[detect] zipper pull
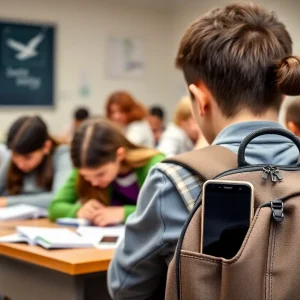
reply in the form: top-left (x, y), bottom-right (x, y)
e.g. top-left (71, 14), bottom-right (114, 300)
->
top-left (274, 168), bottom-right (283, 181)
top-left (271, 169), bottom-right (277, 182)
top-left (271, 200), bottom-right (284, 223)
top-left (262, 167), bottom-right (271, 180)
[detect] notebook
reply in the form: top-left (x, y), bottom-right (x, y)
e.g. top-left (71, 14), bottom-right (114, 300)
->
top-left (77, 225), bottom-right (125, 249)
top-left (0, 226), bottom-right (94, 249)
top-left (0, 204), bottom-right (48, 221)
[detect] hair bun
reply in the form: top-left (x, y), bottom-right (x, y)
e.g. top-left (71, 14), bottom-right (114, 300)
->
top-left (276, 56), bottom-right (300, 96)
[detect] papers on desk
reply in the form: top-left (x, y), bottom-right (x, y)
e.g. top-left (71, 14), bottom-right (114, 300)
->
top-left (0, 204), bottom-right (47, 221)
top-left (77, 225), bottom-right (125, 249)
top-left (0, 226), bottom-right (94, 249)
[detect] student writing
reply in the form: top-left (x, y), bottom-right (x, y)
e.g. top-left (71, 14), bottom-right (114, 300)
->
top-left (0, 116), bottom-right (72, 208)
top-left (49, 118), bottom-right (164, 226)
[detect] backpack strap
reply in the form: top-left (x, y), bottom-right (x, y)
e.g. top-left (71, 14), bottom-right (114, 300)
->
top-left (164, 145), bottom-right (238, 180)
top-left (158, 146), bottom-right (238, 211)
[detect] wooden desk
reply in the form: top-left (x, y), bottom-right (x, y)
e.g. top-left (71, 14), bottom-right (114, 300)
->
top-left (0, 219), bottom-right (113, 300)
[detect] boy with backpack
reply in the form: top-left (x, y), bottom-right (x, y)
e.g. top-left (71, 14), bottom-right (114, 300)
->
top-left (108, 3), bottom-right (300, 299)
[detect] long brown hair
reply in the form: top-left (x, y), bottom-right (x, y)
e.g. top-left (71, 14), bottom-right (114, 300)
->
top-left (6, 116), bottom-right (59, 195)
top-left (106, 91), bottom-right (147, 124)
top-left (71, 118), bottom-right (160, 205)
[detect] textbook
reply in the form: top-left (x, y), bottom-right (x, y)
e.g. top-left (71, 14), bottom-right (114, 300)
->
top-left (0, 204), bottom-right (48, 221)
top-left (77, 225), bottom-right (125, 249)
top-left (0, 226), bottom-right (94, 249)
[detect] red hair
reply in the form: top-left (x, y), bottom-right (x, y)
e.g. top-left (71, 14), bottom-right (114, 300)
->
top-left (106, 91), bottom-right (147, 124)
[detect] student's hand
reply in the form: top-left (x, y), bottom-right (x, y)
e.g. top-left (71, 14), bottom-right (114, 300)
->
top-left (77, 199), bottom-right (104, 220)
top-left (92, 207), bottom-right (125, 227)
top-left (0, 197), bottom-right (7, 208)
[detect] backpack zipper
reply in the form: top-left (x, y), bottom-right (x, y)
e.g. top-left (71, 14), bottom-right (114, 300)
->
top-left (262, 166), bottom-right (283, 182)
top-left (215, 164), bottom-right (300, 180)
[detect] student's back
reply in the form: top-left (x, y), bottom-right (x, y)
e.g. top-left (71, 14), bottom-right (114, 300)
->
top-left (108, 3), bottom-right (300, 299)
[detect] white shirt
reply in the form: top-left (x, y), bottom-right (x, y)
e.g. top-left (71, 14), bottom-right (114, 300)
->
top-left (158, 123), bottom-right (194, 157)
top-left (125, 120), bottom-right (154, 148)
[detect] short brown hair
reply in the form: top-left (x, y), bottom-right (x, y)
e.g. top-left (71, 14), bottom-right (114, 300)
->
top-left (176, 2), bottom-right (300, 117)
top-left (286, 98), bottom-right (300, 127)
top-left (106, 91), bottom-right (147, 124)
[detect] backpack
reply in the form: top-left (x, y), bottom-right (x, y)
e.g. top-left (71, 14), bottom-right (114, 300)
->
top-left (163, 127), bottom-right (300, 300)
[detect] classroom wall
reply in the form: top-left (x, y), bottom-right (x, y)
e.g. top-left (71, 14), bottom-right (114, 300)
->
top-left (166, 0), bottom-right (300, 118)
top-left (0, 0), bottom-right (172, 134)
top-left (0, 0), bottom-right (299, 135)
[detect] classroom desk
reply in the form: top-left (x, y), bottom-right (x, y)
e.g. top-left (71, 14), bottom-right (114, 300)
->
top-left (0, 219), bottom-right (113, 300)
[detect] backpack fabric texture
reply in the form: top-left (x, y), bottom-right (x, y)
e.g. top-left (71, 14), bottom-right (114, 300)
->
top-left (163, 127), bottom-right (300, 300)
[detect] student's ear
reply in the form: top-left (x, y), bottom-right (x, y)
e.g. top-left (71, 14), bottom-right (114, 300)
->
top-left (116, 147), bottom-right (126, 162)
top-left (189, 83), bottom-right (211, 117)
top-left (287, 121), bottom-right (300, 136)
top-left (43, 140), bottom-right (52, 155)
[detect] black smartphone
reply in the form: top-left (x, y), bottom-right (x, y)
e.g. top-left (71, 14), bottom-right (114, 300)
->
top-left (100, 236), bottom-right (118, 243)
top-left (201, 180), bottom-right (254, 259)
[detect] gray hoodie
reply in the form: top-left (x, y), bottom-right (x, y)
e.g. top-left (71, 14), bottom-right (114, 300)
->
top-left (0, 144), bottom-right (72, 208)
top-left (108, 121), bottom-right (299, 300)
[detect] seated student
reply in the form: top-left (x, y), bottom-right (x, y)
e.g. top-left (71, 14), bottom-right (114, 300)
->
top-left (106, 91), bottom-right (155, 148)
top-left (58, 107), bottom-right (90, 143)
top-left (108, 3), bottom-right (300, 299)
top-left (158, 96), bottom-right (201, 157)
top-left (48, 119), bottom-right (165, 226)
top-left (0, 116), bottom-right (72, 208)
top-left (148, 106), bottom-right (165, 146)
top-left (285, 98), bottom-right (300, 137)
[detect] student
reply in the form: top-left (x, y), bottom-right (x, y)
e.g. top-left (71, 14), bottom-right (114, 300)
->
top-left (48, 119), bottom-right (165, 226)
top-left (0, 116), bottom-right (72, 208)
top-left (158, 96), bottom-right (201, 157)
top-left (106, 91), bottom-right (154, 148)
top-left (285, 98), bottom-right (300, 137)
top-left (108, 3), bottom-right (300, 299)
top-left (148, 105), bottom-right (165, 146)
top-left (59, 107), bottom-right (90, 143)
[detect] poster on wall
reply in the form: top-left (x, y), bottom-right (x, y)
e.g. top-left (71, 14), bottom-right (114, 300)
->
top-left (106, 37), bottom-right (144, 79)
top-left (0, 20), bottom-right (55, 106)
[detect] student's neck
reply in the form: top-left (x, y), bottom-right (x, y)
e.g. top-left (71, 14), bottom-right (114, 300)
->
top-left (218, 109), bottom-right (279, 133)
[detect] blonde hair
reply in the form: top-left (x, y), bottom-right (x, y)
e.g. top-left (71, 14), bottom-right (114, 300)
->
top-left (173, 96), bottom-right (193, 126)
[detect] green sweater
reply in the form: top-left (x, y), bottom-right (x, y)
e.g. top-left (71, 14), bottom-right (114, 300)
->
top-left (48, 153), bottom-right (165, 221)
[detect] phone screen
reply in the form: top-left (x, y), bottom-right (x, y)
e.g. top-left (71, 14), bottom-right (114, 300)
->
top-left (100, 236), bottom-right (118, 243)
top-left (202, 182), bottom-right (253, 259)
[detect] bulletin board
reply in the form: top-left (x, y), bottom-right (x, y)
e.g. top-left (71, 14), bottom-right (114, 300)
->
top-left (0, 20), bottom-right (55, 106)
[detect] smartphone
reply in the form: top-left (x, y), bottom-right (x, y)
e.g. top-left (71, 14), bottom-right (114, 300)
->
top-left (100, 236), bottom-right (118, 243)
top-left (201, 180), bottom-right (254, 259)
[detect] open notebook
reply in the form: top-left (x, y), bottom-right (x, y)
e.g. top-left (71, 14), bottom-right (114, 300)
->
top-left (0, 204), bottom-right (47, 221)
top-left (0, 226), bottom-right (94, 249)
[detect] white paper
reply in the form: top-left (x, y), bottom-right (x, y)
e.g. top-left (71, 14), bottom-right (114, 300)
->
top-left (17, 226), bottom-right (94, 248)
top-left (0, 233), bottom-right (28, 243)
top-left (106, 37), bottom-right (144, 78)
top-left (77, 225), bottom-right (125, 249)
top-left (0, 204), bottom-right (47, 221)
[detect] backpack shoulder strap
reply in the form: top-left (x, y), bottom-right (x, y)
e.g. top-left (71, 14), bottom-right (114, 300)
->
top-left (157, 146), bottom-right (238, 212)
top-left (163, 145), bottom-right (238, 180)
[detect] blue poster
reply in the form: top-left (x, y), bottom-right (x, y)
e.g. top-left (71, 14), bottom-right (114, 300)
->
top-left (0, 21), bottom-right (55, 106)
